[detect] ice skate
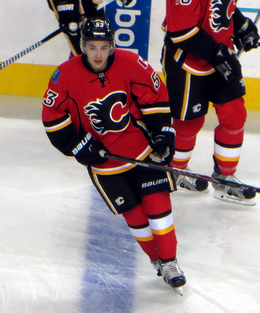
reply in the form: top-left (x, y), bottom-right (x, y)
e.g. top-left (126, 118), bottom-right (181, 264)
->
top-left (174, 167), bottom-right (209, 192)
top-left (212, 168), bottom-right (256, 206)
top-left (159, 259), bottom-right (186, 296)
top-left (150, 259), bottom-right (162, 276)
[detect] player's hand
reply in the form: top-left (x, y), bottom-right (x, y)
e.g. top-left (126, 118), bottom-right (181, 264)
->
top-left (56, 1), bottom-right (80, 35)
top-left (211, 44), bottom-right (242, 81)
top-left (68, 132), bottom-right (109, 166)
top-left (149, 127), bottom-right (176, 164)
top-left (119, 0), bottom-right (134, 6)
top-left (233, 18), bottom-right (259, 52)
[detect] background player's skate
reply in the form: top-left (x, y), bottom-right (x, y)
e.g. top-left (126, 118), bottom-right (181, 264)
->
top-left (212, 165), bottom-right (256, 206)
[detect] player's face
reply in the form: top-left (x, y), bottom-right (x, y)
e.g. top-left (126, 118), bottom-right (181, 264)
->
top-left (85, 40), bottom-right (111, 72)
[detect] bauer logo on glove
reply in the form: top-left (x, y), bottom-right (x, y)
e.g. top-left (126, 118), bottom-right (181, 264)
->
top-left (68, 132), bottom-right (109, 166)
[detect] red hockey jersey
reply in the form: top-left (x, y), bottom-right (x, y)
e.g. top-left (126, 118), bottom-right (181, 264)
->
top-left (42, 49), bottom-right (171, 175)
top-left (164, 0), bottom-right (236, 75)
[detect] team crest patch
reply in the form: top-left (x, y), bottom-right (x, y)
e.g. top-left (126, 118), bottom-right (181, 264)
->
top-left (209, 0), bottom-right (236, 32)
top-left (51, 68), bottom-right (62, 84)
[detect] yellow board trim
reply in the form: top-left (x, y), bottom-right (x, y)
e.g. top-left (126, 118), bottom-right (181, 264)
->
top-left (0, 63), bottom-right (56, 97)
top-left (0, 64), bottom-right (259, 111)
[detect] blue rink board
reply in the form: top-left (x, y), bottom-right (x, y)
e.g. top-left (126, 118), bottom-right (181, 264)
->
top-left (106, 0), bottom-right (152, 61)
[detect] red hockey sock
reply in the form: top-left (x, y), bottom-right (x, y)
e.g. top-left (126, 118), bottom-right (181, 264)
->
top-left (213, 98), bottom-right (246, 175)
top-left (172, 117), bottom-right (205, 169)
top-left (142, 192), bottom-right (178, 261)
top-left (122, 204), bottom-right (159, 261)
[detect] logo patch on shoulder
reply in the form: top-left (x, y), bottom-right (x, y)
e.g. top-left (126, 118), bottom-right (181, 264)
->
top-left (51, 68), bottom-right (62, 84)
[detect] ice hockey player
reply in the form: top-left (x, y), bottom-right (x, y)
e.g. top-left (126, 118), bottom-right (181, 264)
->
top-left (47, 0), bottom-right (133, 58)
top-left (47, 0), bottom-right (105, 57)
top-left (161, 0), bottom-right (259, 205)
top-left (42, 17), bottom-right (186, 295)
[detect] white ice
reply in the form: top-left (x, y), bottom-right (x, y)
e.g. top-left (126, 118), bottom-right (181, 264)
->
top-left (0, 95), bottom-right (260, 313)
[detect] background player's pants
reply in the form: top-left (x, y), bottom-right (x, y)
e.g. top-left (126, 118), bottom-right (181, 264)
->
top-left (122, 191), bottom-right (177, 263)
top-left (171, 97), bottom-right (247, 175)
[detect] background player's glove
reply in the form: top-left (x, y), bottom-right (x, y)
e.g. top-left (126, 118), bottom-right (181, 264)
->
top-left (149, 127), bottom-right (176, 164)
top-left (56, 1), bottom-right (80, 35)
top-left (68, 132), bottom-right (109, 166)
top-left (119, 0), bottom-right (134, 6)
top-left (233, 18), bottom-right (259, 52)
top-left (211, 44), bottom-right (242, 81)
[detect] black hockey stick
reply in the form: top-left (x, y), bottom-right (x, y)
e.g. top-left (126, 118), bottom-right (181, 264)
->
top-left (97, 0), bottom-right (115, 10)
top-left (0, 26), bottom-right (67, 70)
top-left (99, 151), bottom-right (260, 192)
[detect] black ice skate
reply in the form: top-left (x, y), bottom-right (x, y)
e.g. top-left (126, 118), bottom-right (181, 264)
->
top-left (150, 259), bottom-right (162, 276)
top-left (212, 168), bottom-right (256, 206)
top-left (174, 167), bottom-right (209, 192)
top-left (159, 259), bottom-right (186, 296)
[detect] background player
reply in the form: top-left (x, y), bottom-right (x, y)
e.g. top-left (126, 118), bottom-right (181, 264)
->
top-left (42, 17), bottom-right (186, 295)
top-left (47, 0), bottom-right (105, 57)
top-left (47, 0), bottom-right (133, 58)
top-left (161, 1), bottom-right (259, 205)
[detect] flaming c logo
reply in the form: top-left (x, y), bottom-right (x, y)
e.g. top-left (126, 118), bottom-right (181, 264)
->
top-left (209, 0), bottom-right (236, 32)
top-left (84, 92), bottom-right (129, 135)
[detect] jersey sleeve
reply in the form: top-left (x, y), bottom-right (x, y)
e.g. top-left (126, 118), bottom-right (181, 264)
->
top-left (165, 0), bottom-right (220, 63)
top-left (82, 0), bottom-right (105, 19)
top-left (127, 53), bottom-right (172, 134)
top-left (48, 0), bottom-right (83, 55)
top-left (42, 67), bottom-right (77, 156)
top-left (47, 0), bottom-right (54, 11)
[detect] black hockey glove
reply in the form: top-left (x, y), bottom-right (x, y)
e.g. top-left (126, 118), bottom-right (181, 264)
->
top-left (211, 44), bottom-right (242, 81)
top-left (68, 132), bottom-right (109, 166)
top-left (233, 18), bottom-right (259, 52)
top-left (56, 1), bottom-right (80, 35)
top-left (119, 0), bottom-right (134, 6)
top-left (149, 127), bottom-right (176, 165)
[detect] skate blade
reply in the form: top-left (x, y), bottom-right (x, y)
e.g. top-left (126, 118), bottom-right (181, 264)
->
top-left (178, 186), bottom-right (210, 193)
top-left (213, 190), bottom-right (256, 206)
top-left (173, 286), bottom-right (184, 296)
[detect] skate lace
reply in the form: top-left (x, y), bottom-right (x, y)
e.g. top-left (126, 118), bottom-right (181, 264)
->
top-left (161, 261), bottom-right (182, 282)
top-left (214, 174), bottom-right (244, 191)
top-left (176, 168), bottom-right (197, 189)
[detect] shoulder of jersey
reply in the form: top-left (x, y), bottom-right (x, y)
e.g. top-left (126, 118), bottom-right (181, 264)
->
top-left (59, 54), bottom-right (83, 69)
top-left (114, 48), bottom-right (139, 61)
top-left (51, 55), bottom-right (83, 84)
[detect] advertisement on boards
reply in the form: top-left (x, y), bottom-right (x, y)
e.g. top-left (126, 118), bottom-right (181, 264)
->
top-left (106, 0), bottom-right (152, 61)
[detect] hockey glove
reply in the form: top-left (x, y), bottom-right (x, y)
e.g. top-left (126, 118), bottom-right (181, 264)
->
top-left (56, 1), bottom-right (80, 35)
top-left (149, 127), bottom-right (176, 164)
top-left (233, 18), bottom-right (259, 52)
top-left (119, 0), bottom-right (134, 6)
top-left (68, 132), bottom-right (109, 166)
top-left (211, 44), bottom-right (242, 81)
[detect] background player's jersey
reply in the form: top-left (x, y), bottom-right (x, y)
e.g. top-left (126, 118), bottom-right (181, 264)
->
top-left (47, 0), bottom-right (104, 56)
top-left (164, 0), bottom-right (236, 75)
top-left (42, 49), bottom-right (171, 175)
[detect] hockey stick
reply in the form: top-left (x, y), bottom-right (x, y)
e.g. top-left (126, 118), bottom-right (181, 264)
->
top-left (0, 26), bottom-right (66, 70)
top-left (99, 151), bottom-right (260, 192)
top-left (0, 1), bottom-right (117, 69)
top-left (237, 8), bottom-right (260, 58)
top-left (97, 0), bottom-right (115, 10)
